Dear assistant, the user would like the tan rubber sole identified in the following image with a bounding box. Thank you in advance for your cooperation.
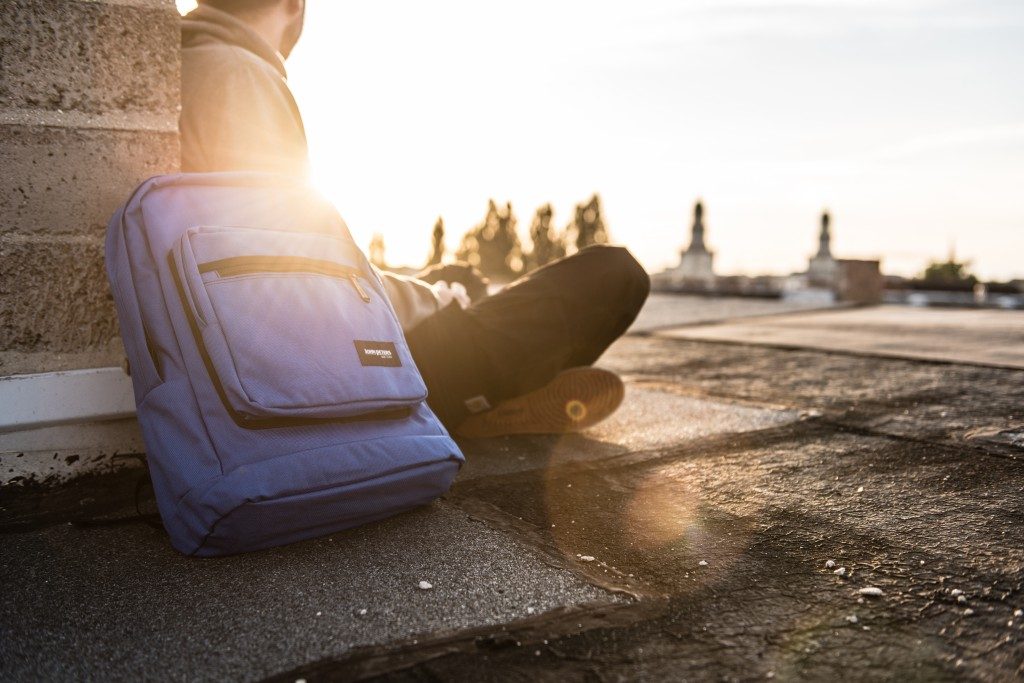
[455,367,625,438]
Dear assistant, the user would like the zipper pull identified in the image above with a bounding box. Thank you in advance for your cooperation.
[348,274,371,303]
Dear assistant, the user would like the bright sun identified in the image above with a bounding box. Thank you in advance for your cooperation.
[178,0,1024,279]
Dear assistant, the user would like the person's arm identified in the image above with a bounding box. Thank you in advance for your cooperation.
[374,269,443,331]
[374,268,477,331]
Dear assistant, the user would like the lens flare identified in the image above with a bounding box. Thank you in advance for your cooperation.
[623,470,702,551]
[565,399,587,422]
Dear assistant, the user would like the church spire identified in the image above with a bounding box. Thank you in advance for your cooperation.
[671,199,716,282]
[687,200,707,254]
[816,210,832,258]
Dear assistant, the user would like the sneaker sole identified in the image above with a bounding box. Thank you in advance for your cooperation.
[455,367,625,438]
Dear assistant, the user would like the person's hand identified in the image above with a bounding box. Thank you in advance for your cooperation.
[416,262,490,303]
[429,280,472,310]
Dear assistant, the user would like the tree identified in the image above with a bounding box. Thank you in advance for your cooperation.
[426,217,445,266]
[921,259,977,287]
[524,203,566,271]
[566,194,609,252]
[456,200,524,281]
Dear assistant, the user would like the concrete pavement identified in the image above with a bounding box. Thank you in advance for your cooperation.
[2,300,1022,681]
[659,304,1024,369]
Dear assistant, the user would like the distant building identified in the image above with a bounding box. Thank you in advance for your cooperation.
[787,210,882,304]
[835,259,884,304]
[666,201,715,285]
[651,204,883,304]
[807,210,839,286]
[883,270,1024,309]
[652,201,780,296]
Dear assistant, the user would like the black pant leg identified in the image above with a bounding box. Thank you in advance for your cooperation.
[406,245,650,429]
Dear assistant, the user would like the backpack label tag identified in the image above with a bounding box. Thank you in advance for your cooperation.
[354,340,402,367]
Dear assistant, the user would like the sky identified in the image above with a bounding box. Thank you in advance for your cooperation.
[178,0,1024,280]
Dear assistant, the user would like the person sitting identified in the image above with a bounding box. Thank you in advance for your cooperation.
[179,0,650,437]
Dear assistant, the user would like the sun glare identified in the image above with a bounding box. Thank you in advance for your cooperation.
[178,1,1023,280]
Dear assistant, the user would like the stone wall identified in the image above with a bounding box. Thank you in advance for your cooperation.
[0,0,180,376]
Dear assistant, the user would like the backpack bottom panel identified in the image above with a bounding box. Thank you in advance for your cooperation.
[192,456,460,557]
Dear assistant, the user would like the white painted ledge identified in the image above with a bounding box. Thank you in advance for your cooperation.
[0,419,146,485]
[0,368,141,485]
[0,367,136,434]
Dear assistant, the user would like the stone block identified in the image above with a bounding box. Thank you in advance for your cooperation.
[0,0,179,116]
[0,234,119,357]
[0,124,179,236]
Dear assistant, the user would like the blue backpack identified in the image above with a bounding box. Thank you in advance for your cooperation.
[105,173,464,556]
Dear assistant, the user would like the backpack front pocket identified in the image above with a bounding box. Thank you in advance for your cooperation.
[170,226,426,428]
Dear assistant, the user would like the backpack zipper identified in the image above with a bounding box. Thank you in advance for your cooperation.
[198,256,371,302]
[169,252,409,430]
[347,274,370,303]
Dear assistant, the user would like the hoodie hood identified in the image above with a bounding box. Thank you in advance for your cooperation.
[182,4,287,79]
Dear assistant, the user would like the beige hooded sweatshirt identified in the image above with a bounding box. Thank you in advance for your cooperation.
[179,5,441,330]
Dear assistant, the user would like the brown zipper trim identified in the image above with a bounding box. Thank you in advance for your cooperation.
[199,255,358,278]
[199,256,371,303]
[169,251,409,431]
